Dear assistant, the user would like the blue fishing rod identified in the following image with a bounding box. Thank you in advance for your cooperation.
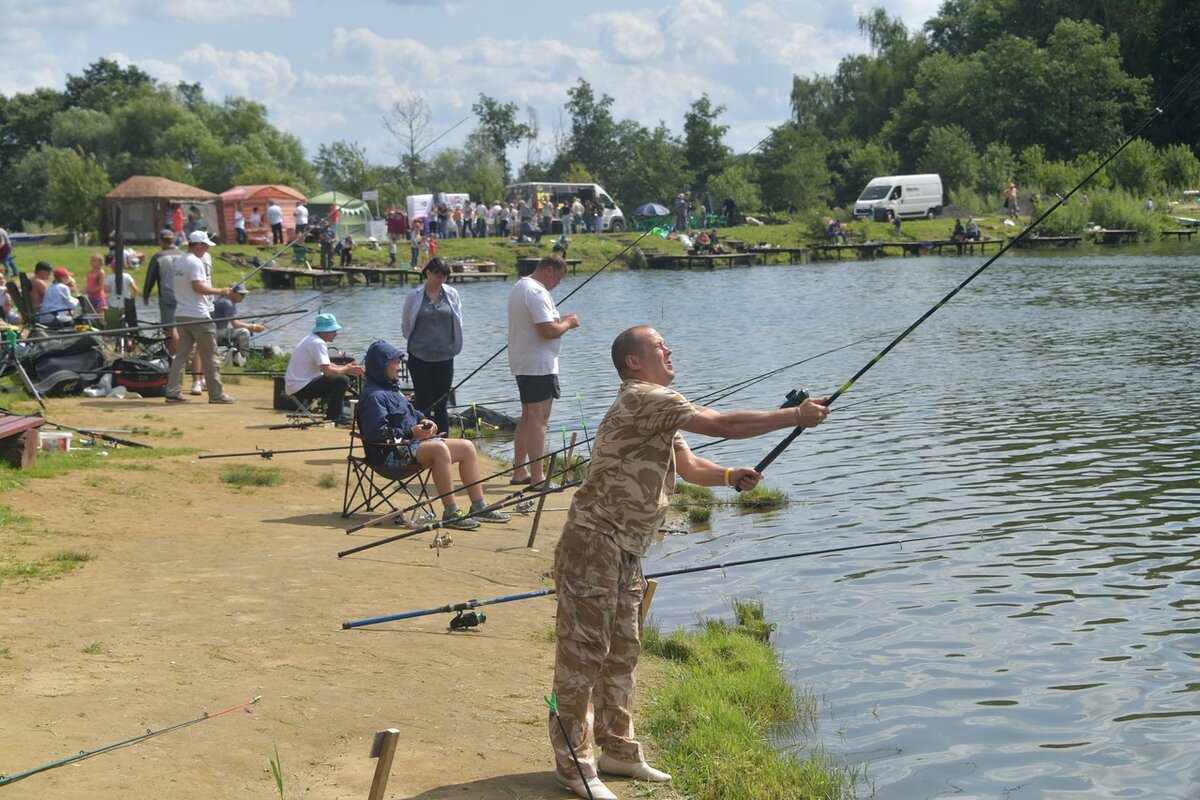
[341,529,994,628]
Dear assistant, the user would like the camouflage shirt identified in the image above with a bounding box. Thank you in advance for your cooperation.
[565,379,703,556]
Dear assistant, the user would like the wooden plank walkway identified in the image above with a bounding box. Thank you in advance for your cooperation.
[1161,229,1196,241]
[259,266,346,289]
[880,238,1006,256]
[339,266,420,285]
[1013,235,1083,248]
[808,242,885,260]
[741,246,811,264]
[1094,229,1138,244]
[645,252,758,269]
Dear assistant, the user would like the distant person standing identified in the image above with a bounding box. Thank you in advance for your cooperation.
[319,223,337,270]
[294,201,309,240]
[233,207,247,244]
[142,229,183,355]
[1004,180,1019,218]
[267,200,284,244]
[721,196,736,225]
[506,254,579,488]
[0,228,14,277]
[401,257,463,435]
[164,231,237,405]
[85,253,108,312]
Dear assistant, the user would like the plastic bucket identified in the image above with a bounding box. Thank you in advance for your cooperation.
[39,431,72,453]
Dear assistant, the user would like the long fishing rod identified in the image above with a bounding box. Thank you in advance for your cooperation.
[751,97,1198,474]
[338,478,580,557]
[199,444,349,460]
[0,696,261,787]
[0,406,152,448]
[437,127,782,409]
[15,309,309,345]
[341,529,992,628]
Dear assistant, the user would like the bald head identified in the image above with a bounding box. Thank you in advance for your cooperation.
[612,326,655,378]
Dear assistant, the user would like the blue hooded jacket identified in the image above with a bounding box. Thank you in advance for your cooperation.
[358,340,421,466]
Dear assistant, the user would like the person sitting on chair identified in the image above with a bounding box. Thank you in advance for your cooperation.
[965,217,982,241]
[36,268,78,325]
[951,218,965,242]
[213,284,262,366]
[283,313,364,423]
[358,339,510,531]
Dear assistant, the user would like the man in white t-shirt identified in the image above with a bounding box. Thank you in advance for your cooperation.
[283,313,365,423]
[233,208,247,244]
[164,231,238,405]
[294,201,309,239]
[506,254,579,488]
[266,200,284,244]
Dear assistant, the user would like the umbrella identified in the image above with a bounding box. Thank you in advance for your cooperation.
[633,202,670,217]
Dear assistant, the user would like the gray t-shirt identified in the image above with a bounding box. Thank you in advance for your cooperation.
[408,291,456,362]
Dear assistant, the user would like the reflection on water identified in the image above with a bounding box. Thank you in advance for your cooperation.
[245,250,1198,798]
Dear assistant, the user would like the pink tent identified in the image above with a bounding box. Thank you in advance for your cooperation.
[219,185,307,245]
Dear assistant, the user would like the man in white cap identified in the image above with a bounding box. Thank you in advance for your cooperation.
[164,231,238,404]
[284,313,365,423]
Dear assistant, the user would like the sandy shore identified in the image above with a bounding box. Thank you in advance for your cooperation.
[0,375,652,799]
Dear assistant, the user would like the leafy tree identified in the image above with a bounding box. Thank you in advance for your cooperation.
[1158,143,1200,192]
[64,58,153,113]
[917,124,978,193]
[827,139,900,206]
[682,95,729,189]
[426,136,504,202]
[708,162,762,214]
[755,124,831,212]
[472,94,530,183]
[315,141,377,195]
[560,79,618,182]
[9,148,54,227]
[47,147,111,234]
[1106,137,1159,195]
[976,142,1016,197]
[610,122,689,206]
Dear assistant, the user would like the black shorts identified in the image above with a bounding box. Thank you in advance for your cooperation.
[515,374,560,404]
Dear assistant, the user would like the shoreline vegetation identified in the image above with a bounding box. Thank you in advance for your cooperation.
[11,196,1197,293]
[643,599,857,799]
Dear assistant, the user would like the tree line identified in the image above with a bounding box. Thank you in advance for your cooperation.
[3,2,1198,235]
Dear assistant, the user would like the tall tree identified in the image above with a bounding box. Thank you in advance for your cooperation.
[755,124,831,212]
[682,95,729,190]
[383,96,432,183]
[64,58,153,113]
[560,79,618,182]
[472,94,530,183]
[47,147,111,235]
[315,141,378,195]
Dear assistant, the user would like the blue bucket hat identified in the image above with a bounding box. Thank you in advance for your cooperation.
[313,313,342,333]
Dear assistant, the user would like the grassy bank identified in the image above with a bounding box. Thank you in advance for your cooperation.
[642,599,856,799]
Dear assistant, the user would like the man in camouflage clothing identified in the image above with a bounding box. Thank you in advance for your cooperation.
[549,325,831,799]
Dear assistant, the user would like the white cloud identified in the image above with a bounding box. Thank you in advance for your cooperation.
[152,0,293,21]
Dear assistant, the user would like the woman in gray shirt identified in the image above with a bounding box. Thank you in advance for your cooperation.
[400,257,463,434]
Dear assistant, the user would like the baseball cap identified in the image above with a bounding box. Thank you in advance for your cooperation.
[159,229,175,240]
[230,283,249,297]
[188,231,218,246]
[53,268,71,281]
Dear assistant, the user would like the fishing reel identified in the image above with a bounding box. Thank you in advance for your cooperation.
[781,388,809,409]
[449,610,485,631]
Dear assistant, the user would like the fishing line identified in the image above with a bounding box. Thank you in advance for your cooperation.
[0,696,261,787]
[752,63,1200,475]
[341,530,996,628]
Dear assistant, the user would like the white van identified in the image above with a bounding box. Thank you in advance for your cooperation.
[504,182,626,233]
[853,174,944,220]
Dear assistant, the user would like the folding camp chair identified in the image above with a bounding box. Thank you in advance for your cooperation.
[342,406,435,523]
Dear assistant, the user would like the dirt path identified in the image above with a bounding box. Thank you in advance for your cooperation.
[0,376,645,799]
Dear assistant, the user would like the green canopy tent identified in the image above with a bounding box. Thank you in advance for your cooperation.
[307,191,369,239]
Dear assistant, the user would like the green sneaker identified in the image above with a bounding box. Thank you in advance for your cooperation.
[471,502,510,524]
[442,509,480,531]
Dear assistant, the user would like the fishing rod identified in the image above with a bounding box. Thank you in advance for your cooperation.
[0,696,261,787]
[0,406,152,449]
[14,309,309,345]
[339,476,582,554]
[198,444,349,460]
[341,529,993,628]
[751,98,1193,475]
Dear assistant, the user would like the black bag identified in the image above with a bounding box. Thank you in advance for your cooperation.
[113,357,169,397]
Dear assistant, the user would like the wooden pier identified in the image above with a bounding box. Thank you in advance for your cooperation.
[741,246,811,264]
[884,238,1006,256]
[645,252,758,269]
[259,265,346,289]
[808,242,885,260]
[1013,235,1083,248]
[1094,229,1138,244]
[516,256,580,276]
[1161,229,1196,241]
[339,266,420,285]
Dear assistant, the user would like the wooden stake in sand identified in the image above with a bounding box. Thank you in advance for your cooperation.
[367,728,400,800]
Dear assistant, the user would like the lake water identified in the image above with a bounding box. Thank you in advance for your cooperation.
[246,248,1199,798]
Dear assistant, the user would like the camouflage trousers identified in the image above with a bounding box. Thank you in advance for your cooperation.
[549,523,645,779]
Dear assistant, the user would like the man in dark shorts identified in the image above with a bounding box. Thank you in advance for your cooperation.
[506,254,579,487]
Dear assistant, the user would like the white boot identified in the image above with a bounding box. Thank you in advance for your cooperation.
[555,772,617,800]
[598,752,672,782]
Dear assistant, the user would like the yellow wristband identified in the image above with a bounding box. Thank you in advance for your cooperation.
[724,467,733,487]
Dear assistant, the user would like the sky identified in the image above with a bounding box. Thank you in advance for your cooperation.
[0,0,947,169]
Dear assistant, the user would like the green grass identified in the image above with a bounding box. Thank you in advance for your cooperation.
[673,482,715,524]
[735,485,789,511]
[220,464,284,487]
[0,446,196,489]
[642,599,857,800]
[81,642,104,654]
[0,550,94,585]
[316,472,338,489]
